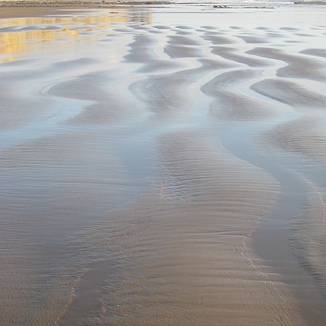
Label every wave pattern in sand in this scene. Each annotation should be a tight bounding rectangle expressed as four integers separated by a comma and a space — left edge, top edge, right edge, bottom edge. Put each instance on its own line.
1, 8, 326, 325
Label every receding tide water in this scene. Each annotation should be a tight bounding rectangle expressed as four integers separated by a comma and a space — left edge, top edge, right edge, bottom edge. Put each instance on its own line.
1, 5, 326, 325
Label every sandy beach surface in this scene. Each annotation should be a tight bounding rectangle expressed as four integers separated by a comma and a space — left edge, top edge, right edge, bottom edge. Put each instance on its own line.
1, 3, 326, 325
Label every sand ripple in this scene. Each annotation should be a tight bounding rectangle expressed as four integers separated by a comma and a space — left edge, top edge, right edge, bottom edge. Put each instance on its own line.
1, 7, 326, 326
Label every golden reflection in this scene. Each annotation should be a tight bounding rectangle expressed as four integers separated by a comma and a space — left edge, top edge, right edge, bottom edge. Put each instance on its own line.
0, 57, 19, 63
0, 9, 152, 62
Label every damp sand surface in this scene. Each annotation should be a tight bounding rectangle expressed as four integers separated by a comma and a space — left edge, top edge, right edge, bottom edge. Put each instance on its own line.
1, 5, 326, 325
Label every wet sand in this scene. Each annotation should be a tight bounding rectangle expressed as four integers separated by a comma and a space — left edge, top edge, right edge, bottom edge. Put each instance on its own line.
1, 5, 326, 325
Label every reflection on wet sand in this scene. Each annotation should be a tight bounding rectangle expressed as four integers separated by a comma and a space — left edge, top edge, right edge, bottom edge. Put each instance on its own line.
0, 9, 152, 62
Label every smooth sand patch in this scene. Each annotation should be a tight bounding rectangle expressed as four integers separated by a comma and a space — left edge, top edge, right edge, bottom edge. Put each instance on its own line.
202, 69, 277, 121
251, 78, 326, 108
260, 116, 326, 165
248, 46, 326, 80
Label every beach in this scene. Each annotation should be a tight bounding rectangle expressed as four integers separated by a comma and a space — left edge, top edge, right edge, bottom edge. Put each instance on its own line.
1, 4, 326, 325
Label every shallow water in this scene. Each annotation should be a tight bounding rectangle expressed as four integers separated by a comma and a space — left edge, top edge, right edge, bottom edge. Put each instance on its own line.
1, 6, 326, 325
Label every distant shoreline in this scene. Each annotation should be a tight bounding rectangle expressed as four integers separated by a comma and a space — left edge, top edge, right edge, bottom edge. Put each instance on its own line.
0, 1, 276, 17
1, 0, 172, 8
1, 0, 326, 11
0, 0, 173, 18
0, 1, 178, 11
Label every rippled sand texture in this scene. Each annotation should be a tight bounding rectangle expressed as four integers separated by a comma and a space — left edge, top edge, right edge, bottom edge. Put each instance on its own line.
1, 7, 326, 325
